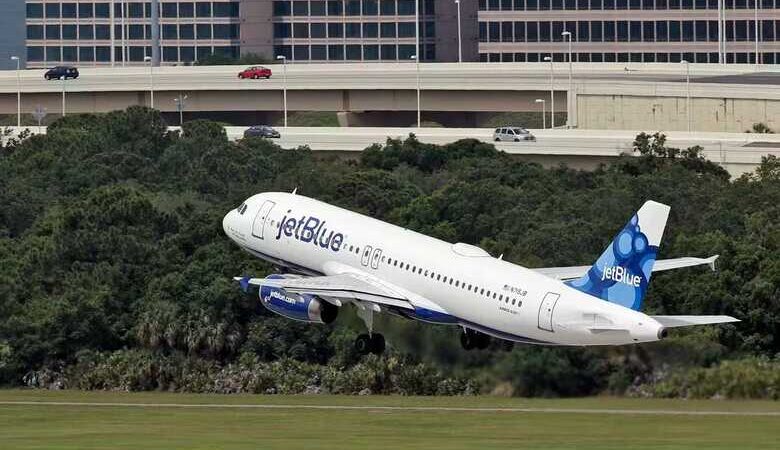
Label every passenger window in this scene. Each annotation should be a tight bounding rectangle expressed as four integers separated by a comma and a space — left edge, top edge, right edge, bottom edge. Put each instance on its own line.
436, 274, 441, 281
468, 284, 472, 291
455, 281, 460, 287
494, 128, 500, 133
424, 270, 428, 276
480, 288, 485, 295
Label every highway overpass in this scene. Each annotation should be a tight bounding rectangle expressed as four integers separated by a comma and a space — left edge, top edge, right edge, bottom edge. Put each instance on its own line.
1, 63, 780, 132
6, 126, 777, 177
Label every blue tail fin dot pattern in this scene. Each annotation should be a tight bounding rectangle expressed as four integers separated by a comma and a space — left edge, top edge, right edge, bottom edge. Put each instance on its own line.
565, 201, 670, 311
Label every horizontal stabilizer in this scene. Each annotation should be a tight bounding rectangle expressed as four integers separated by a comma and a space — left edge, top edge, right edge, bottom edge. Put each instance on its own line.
651, 315, 740, 328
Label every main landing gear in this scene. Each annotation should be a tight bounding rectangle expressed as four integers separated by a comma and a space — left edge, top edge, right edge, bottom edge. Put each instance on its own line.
460, 328, 515, 351
354, 301, 386, 355
355, 333, 386, 355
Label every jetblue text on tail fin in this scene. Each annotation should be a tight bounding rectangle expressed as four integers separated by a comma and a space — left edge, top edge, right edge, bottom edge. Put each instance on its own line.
565, 201, 670, 311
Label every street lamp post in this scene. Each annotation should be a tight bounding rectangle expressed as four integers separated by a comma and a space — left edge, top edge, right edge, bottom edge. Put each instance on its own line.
11, 56, 20, 128
174, 94, 188, 126
411, 55, 421, 128
455, 0, 462, 63
60, 75, 66, 117
562, 31, 572, 128
144, 56, 154, 108
276, 55, 288, 127
681, 60, 691, 132
543, 56, 554, 128
535, 99, 546, 129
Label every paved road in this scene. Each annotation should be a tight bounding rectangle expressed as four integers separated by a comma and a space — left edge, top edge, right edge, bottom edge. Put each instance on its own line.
0, 63, 778, 96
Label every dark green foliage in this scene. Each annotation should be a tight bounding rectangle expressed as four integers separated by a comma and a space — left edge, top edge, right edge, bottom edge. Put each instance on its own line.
1, 108, 778, 397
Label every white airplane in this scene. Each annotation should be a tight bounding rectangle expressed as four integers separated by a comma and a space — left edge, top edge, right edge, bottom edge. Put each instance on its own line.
223, 192, 738, 354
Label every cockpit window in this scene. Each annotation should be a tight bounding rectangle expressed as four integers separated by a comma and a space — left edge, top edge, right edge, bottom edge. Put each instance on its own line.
240, 204, 248, 215
237, 202, 245, 212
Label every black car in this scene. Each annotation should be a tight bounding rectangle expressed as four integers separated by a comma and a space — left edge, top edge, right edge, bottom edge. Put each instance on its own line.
244, 125, 280, 139
44, 66, 79, 80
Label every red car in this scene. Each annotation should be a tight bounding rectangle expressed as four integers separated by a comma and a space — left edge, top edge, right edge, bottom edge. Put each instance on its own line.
238, 66, 272, 79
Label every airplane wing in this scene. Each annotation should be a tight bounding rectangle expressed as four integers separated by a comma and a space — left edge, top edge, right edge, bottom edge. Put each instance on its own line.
533, 255, 719, 281
235, 272, 414, 310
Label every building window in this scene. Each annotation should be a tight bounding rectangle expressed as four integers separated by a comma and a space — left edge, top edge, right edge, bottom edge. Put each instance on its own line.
181, 46, 196, 62
345, 22, 360, 38
310, 23, 326, 39
197, 24, 212, 39
27, 3, 43, 18
398, 0, 415, 14
346, 44, 361, 59
162, 3, 178, 17
95, 46, 110, 61
79, 25, 94, 40
196, 2, 212, 17
294, 23, 309, 38
27, 25, 44, 40
328, 23, 343, 37
293, 1, 309, 15
79, 3, 94, 18
95, 25, 110, 40
46, 46, 62, 62
46, 25, 61, 40
380, 22, 396, 38
398, 22, 415, 38
79, 46, 95, 62
62, 3, 77, 18
274, 23, 291, 38
329, 44, 345, 60
294, 44, 309, 60
363, 22, 378, 38
328, 0, 344, 15
129, 25, 144, 40
380, 0, 396, 14
274, 1, 291, 15
129, 46, 145, 61
180, 24, 195, 40
381, 44, 396, 60
163, 46, 178, 61
363, 0, 379, 14
309, 0, 327, 16
312, 44, 327, 60
63, 25, 77, 40
129, 2, 145, 18
95, 3, 110, 18
28, 46, 44, 62
45, 3, 61, 18
346, 0, 361, 14
163, 24, 178, 40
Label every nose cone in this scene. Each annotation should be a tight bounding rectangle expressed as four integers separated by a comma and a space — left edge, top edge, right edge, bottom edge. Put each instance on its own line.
223, 210, 234, 237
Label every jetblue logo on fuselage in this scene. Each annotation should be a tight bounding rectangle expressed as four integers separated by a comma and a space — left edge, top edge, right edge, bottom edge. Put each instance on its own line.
275, 210, 344, 252
601, 266, 642, 287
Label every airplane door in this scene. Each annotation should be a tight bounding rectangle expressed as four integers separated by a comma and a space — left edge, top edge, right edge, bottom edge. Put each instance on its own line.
252, 200, 276, 240
537, 292, 560, 332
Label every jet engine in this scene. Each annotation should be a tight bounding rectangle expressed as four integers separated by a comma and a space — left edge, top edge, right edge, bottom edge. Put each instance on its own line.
259, 274, 338, 324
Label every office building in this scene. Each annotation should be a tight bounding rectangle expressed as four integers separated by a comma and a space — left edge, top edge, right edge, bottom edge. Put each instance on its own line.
477, 0, 780, 64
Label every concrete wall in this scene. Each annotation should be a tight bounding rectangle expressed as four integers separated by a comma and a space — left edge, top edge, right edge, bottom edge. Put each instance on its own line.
240, 1, 274, 59
578, 95, 780, 132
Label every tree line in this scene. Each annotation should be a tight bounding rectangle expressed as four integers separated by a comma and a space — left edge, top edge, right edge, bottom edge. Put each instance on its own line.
1, 107, 778, 398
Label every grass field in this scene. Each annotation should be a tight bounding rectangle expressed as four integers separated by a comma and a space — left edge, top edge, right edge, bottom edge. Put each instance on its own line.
1, 390, 778, 450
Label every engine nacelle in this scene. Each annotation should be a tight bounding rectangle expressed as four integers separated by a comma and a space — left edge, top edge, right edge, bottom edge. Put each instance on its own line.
259, 274, 338, 324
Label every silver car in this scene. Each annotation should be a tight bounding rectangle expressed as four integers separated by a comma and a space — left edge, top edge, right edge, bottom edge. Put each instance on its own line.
493, 127, 535, 142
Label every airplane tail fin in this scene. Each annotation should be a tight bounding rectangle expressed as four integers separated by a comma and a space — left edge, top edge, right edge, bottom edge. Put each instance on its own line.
565, 201, 670, 311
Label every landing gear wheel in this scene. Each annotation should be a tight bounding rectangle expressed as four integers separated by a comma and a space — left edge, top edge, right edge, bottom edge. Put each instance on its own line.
369, 333, 385, 355
495, 137, 501, 142
355, 334, 372, 355
475, 332, 491, 350
355, 333, 386, 355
